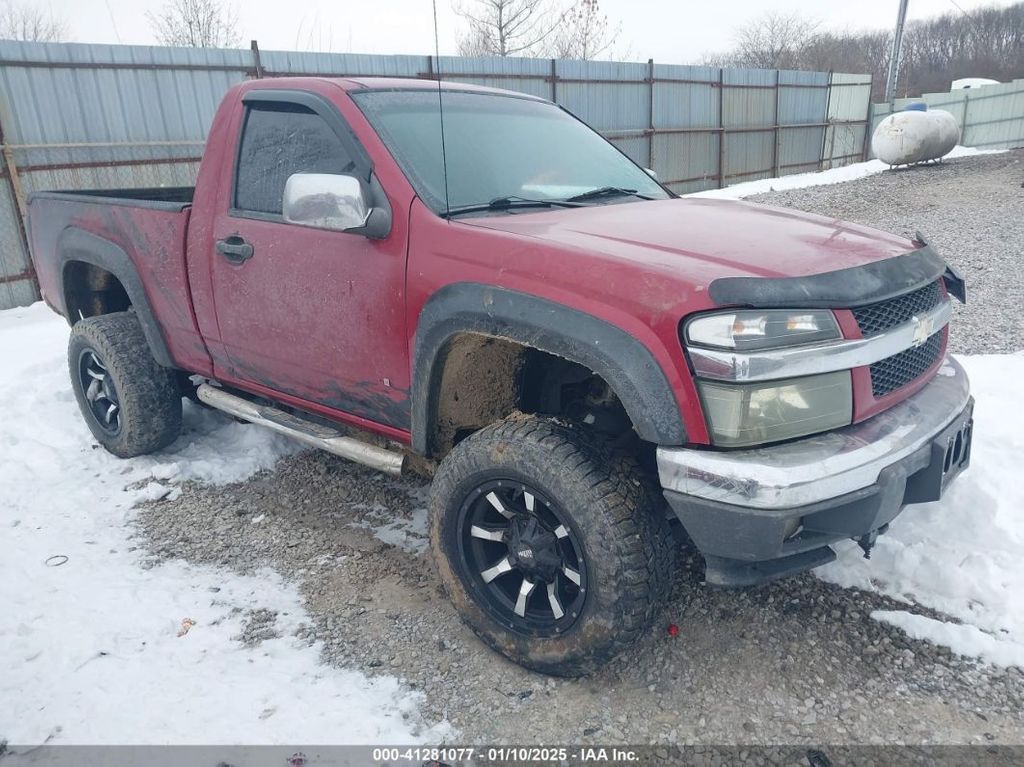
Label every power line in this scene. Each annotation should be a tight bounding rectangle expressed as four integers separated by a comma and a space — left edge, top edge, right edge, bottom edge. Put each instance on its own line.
103, 0, 122, 43
946, 0, 983, 36
946, 0, 971, 17
431, 0, 450, 218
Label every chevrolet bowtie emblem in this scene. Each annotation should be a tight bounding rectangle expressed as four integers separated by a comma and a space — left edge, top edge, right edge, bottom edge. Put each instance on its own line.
911, 314, 934, 347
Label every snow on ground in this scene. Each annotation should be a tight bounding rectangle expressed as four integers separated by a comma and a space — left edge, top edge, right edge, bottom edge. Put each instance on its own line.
817, 354, 1024, 667
0, 303, 448, 745
352, 503, 430, 555
871, 611, 1024, 669
688, 145, 1003, 200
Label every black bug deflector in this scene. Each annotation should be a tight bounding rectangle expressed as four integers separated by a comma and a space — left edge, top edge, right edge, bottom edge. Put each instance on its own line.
707, 244, 959, 309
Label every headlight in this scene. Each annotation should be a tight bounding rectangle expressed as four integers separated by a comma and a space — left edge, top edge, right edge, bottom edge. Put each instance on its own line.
685, 309, 840, 351
697, 371, 852, 448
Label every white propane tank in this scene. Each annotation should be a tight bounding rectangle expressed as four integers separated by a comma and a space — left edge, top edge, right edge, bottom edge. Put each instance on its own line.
932, 109, 961, 152
871, 106, 961, 166
951, 77, 999, 90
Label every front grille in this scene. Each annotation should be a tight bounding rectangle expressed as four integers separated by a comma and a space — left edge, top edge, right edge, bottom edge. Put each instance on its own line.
853, 281, 942, 337
870, 331, 944, 397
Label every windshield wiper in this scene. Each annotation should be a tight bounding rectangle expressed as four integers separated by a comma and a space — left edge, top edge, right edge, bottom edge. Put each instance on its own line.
564, 186, 654, 203
442, 195, 585, 218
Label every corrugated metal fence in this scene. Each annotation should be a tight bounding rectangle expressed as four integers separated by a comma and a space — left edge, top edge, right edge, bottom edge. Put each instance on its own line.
0, 39, 874, 310
870, 79, 1024, 155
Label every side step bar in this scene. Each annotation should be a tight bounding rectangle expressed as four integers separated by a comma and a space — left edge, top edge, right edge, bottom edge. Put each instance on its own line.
196, 383, 405, 476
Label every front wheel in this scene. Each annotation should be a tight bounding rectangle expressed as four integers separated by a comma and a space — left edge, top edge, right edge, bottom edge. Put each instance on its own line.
429, 415, 674, 676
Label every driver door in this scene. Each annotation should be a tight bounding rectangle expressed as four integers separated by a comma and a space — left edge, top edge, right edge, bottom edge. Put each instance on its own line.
207, 91, 410, 430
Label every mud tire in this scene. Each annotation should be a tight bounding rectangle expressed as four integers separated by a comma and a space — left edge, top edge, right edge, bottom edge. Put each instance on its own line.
430, 414, 674, 676
68, 312, 182, 458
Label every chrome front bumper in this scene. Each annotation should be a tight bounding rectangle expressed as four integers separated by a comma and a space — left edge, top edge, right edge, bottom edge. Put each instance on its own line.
657, 355, 972, 510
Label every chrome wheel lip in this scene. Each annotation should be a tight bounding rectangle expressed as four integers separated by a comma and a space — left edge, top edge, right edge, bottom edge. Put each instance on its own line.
456, 477, 588, 638
77, 348, 122, 436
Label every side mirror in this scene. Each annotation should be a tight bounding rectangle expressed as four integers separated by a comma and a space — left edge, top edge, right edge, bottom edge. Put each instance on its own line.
644, 168, 658, 180
283, 173, 371, 232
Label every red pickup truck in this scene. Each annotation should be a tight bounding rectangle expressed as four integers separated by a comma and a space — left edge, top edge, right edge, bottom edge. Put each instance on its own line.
27, 77, 973, 676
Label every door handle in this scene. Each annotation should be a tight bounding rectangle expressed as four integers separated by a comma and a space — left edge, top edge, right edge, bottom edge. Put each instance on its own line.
216, 235, 254, 264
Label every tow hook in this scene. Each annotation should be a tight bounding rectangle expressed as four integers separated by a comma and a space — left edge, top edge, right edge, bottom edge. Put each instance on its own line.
855, 524, 889, 559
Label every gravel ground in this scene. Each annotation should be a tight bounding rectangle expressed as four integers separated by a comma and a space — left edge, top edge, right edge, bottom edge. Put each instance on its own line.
751, 149, 1024, 355
135, 150, 1024, 746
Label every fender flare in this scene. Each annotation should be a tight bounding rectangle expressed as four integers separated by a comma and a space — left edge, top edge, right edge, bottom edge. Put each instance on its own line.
411, 283, 686, 455
57, 227, 174, 368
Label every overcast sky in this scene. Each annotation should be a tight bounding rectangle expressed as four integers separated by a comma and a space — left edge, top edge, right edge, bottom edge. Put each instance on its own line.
42, 0, 1020, 63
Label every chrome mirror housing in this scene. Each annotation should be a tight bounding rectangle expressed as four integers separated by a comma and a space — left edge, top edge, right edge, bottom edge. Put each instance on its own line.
283, 173, 371, 232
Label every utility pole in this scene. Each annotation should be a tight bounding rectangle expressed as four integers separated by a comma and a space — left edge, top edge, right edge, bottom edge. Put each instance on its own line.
884, 0, 910, 103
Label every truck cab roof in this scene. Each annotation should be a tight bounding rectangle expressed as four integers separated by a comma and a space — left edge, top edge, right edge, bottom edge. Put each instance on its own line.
243, 75, 548, 101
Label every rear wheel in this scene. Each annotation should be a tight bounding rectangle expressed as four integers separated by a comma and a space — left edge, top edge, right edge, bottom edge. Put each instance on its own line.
430, 415, 674, 676
68, 312, 182, 458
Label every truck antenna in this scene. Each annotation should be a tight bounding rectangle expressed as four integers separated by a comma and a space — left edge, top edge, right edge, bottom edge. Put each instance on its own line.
431, 0, 451, 217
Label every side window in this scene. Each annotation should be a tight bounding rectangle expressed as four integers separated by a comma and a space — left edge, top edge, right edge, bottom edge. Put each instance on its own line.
234, 102, 357, 216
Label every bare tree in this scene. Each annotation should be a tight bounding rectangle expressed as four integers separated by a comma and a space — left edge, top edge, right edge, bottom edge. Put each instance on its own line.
0, 1, 67, 42
548, 0, 620, 60
729, 11, 820, 69
294, 13, 339, 52
454, 0, 560, 57
801, 28, 892, 95
896, 3, 1024, 96
702, 2, 1024, 101
148, 0, 241, 48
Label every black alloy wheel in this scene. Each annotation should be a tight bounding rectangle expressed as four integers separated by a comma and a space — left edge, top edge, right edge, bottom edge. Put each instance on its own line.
457, 479, 587, 636
77, 348, 123, 435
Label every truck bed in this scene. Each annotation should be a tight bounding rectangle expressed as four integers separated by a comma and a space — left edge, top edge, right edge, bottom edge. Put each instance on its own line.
26, 187, 209, 375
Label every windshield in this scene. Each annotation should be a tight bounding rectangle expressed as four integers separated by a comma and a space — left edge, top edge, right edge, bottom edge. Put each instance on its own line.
352, 89, 669, 214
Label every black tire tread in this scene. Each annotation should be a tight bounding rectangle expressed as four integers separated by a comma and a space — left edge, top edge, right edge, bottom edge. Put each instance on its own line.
430, 414, 674, 676
68, 312, 182, 458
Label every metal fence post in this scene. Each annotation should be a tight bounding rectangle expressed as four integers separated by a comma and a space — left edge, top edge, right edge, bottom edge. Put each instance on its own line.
862, 105, 875, 161
250, 40, 264, 79
819, 71, 833, 171
550, 59, 558, 103
772, 70, 781, 177
0, 114, 38, 299
717, 68, 725, 188
962, 91, 971, 145
862, 75, 874, 161
647, 58, 655, 170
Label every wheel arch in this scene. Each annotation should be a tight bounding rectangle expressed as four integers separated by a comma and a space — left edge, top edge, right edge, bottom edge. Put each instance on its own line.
57, 227, 174, 368
411, 283, 686, 457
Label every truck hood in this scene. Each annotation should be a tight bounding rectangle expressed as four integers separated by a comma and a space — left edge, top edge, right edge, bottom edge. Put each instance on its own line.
459, 197, 919, 285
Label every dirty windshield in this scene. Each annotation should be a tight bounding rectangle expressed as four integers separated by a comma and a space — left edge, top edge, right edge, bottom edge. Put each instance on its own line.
352, 89, 669, 215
